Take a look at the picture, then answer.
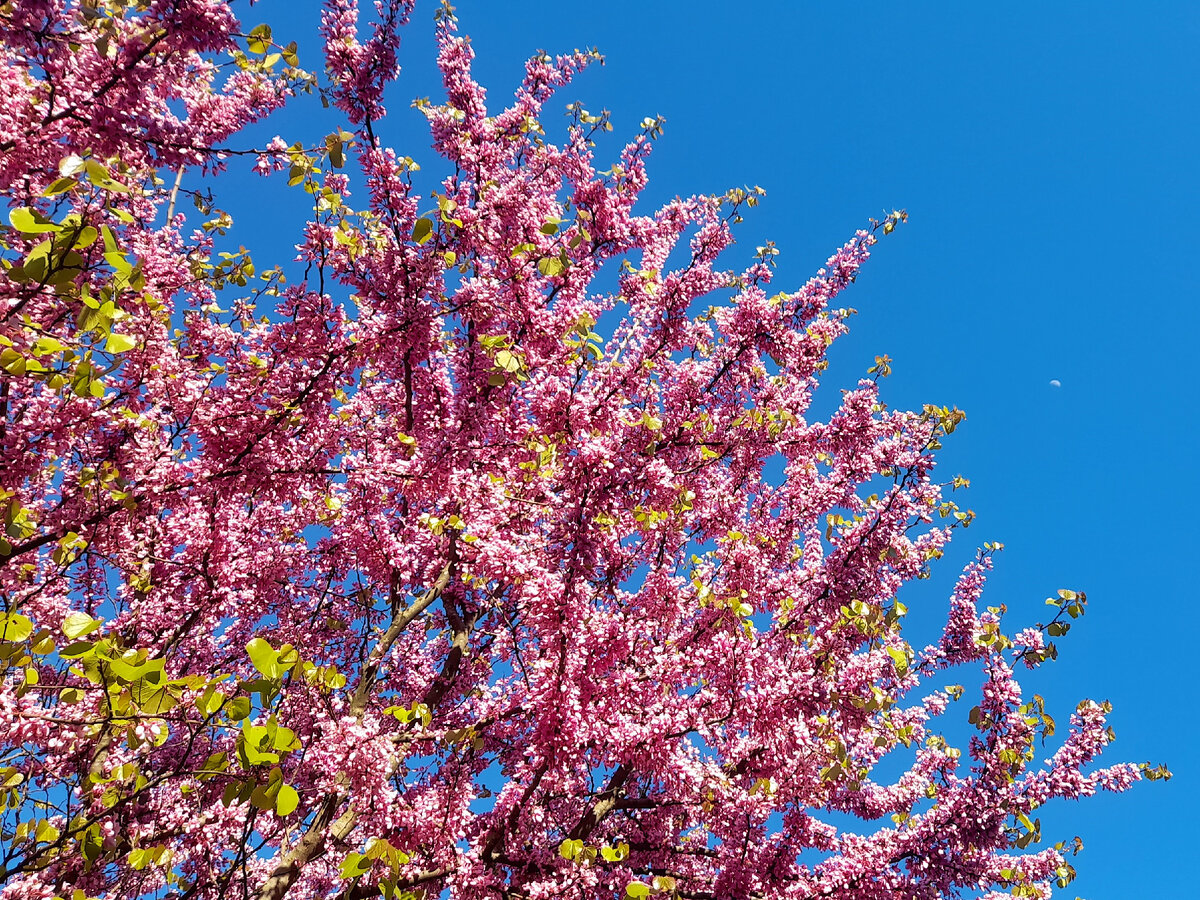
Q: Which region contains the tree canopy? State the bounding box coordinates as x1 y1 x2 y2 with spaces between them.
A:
0 2 1163 899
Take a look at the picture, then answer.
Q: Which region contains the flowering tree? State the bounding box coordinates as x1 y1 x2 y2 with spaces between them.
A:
0 2 1165 899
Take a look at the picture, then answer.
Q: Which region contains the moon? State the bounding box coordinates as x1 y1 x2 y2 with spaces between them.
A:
1049 379 1061 388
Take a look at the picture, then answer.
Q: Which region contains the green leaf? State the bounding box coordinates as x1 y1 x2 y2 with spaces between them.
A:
199 686 226 717
59 640 96 658
239 722 281 766
73 225 99 249
411 216 434 245
80 824 103 863
251 768 284 810
247 23 272 54
104 332 137 354
226 696 252 721
538 255 565 278
1 613 33 642
43 177 78 197
83 160 129 192
62 612 100 639
0 348 27 376
340 852 372 878
626 884 651 898
246 637 280 679
30 631 56 655
250 784 273 809
601 842 628 862
9 208 59 234
365 837 409 865
273 727 299 752
276 783 299 816
106 652 163 683
325 132 346 169
132 683 178 715
103 249 132 274
493 349 521 374
200 751 229 777
30 336 66 356
276 644 300 672
222 780 244 807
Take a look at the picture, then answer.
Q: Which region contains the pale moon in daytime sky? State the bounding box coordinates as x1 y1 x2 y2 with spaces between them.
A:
1049 379 1062 388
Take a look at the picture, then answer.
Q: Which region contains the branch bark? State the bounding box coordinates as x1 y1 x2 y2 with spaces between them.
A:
567 764 631 842
350 558 453 717
256 559 453 900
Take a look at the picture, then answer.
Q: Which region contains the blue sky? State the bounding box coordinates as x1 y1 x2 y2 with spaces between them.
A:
227 1 1198 894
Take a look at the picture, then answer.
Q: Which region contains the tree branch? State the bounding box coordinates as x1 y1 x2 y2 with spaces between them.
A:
567 764 630 842
350 556 453 717
256 558 453 900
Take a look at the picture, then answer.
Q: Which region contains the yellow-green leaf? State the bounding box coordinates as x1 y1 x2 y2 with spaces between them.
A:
538 255 565 278
494 349 521 373
62 611 100 640
411 216 434 245
31 336 67 356
10 208 59 234
246 637 280 679
226 696 252 721
340 852 372 877
104 332 137 354
1 614 33 642
276 783 299 816
247 23 272 54
43 177 78 197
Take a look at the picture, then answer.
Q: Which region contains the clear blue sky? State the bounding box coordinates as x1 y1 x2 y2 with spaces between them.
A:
227 1 1198 895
